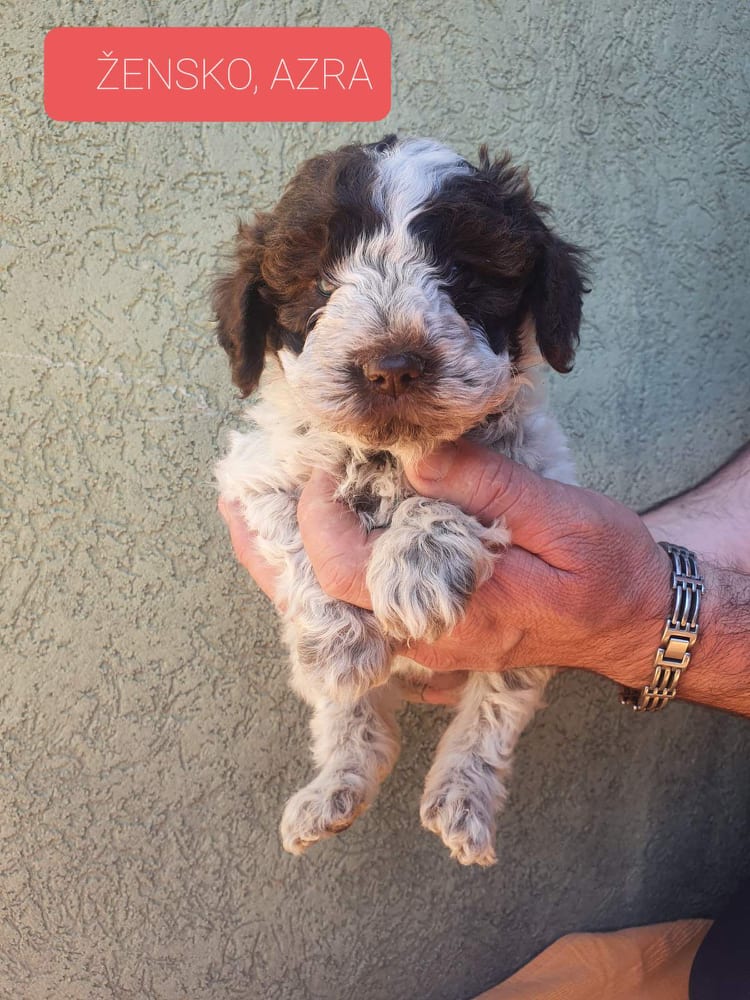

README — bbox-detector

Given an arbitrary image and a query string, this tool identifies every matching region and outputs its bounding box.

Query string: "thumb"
[403,439,572,555]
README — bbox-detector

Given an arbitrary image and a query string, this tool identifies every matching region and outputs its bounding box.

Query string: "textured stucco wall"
[2,1,749,998]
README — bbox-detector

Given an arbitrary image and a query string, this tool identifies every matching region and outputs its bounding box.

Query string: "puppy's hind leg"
[280,682,402,855]
[420,668,553,866]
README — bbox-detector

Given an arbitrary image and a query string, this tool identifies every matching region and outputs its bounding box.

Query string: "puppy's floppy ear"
[473,146,588,373]
[213,216,275,396]
[526,226,588,374]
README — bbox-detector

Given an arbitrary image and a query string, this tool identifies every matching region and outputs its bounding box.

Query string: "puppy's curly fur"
[215,136,587,866]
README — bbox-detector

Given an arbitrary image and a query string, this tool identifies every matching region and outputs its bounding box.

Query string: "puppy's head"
[214,136,587,452]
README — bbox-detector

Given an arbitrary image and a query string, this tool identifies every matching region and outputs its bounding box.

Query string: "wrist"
[670,562,749,712]
[621,542,706,710]
[580,541,673,688]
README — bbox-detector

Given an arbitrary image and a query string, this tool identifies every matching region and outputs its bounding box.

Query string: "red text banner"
[44,27,391,122]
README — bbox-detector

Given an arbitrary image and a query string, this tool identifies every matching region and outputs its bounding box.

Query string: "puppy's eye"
[316,276,336,297]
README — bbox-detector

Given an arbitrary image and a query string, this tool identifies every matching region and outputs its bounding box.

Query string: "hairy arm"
[637,443,750,714]
[669,565,750,715]
[642,443,750,574]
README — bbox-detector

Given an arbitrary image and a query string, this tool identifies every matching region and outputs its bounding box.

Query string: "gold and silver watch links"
[620,542,705,712]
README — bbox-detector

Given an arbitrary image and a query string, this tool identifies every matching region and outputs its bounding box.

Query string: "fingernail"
[410,442,458,482]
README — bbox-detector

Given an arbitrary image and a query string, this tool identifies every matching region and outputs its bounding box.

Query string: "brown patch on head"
[213,143,382,395]
[410,146,589,373]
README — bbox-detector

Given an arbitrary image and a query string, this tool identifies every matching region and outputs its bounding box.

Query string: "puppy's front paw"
[420,779,498,867]
[280,776,368,855]
[290,603,392,703]
[367,498,507,642]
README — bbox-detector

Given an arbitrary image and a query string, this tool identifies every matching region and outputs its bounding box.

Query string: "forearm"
[620,443,750,714]
[681,565,750,715]
[641,442,750,574]
[588,561,750,717]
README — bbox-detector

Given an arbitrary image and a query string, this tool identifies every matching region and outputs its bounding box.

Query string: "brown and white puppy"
[215,135,587,866]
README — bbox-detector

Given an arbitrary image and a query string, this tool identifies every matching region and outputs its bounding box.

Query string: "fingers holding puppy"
[217,497,280,603]
[398,670,469,706]
[217,476,379,613]
[296,469,381,610]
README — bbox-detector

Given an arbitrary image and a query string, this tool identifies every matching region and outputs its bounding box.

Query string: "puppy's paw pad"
[280,782,367,855]
[420,787,497,867]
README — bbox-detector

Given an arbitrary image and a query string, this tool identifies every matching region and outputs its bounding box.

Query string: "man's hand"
[220,439,750,715]
[398,442,674,678]
[220,440,669,685]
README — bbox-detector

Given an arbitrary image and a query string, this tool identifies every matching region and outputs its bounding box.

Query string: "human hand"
[219,441,670,690]
[220,438,750,715]
[282,440,669,686]
[389,441,669,685]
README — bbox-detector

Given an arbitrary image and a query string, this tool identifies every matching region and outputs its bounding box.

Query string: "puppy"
[215,135,586,866]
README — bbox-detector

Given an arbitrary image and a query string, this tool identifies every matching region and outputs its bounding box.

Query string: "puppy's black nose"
[362,353,425,397]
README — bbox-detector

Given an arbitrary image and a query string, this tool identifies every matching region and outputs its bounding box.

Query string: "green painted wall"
[3,2,749,997]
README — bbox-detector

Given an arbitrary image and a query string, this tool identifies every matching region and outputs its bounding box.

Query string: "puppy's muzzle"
[362,352,426,398]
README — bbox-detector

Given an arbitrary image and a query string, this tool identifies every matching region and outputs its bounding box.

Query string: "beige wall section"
[3,1,749,998]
